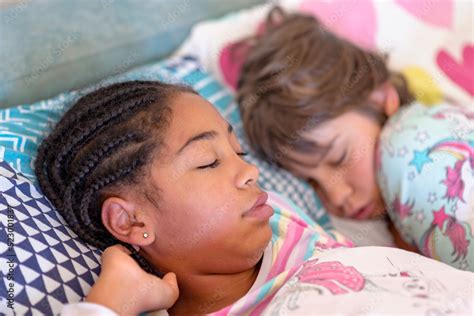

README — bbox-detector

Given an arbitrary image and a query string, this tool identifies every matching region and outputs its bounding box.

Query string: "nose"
[236,157,259,189]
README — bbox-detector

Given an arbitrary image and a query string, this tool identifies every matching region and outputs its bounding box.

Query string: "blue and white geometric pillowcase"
[0,161,102,315]
[0,56,331,230]
[377,102,474,271]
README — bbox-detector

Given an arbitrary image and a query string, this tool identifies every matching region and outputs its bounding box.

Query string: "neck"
[167,257,263,315]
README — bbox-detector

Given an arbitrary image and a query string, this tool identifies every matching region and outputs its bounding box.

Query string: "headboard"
[0,0,263,108]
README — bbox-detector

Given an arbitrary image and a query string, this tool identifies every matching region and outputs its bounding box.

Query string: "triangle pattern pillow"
[0,161,101,315]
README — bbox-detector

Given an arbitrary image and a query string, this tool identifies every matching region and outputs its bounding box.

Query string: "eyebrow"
[176,122,234,155]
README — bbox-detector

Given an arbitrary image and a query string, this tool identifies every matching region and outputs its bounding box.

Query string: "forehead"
[300,115,342,142]
[165,92,227,149]
[280,115,345,169]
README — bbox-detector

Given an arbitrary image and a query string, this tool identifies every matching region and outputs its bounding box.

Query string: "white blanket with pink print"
[264,246,473,315]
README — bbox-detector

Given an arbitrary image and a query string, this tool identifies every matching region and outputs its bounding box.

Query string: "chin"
[256,224,273,252]
[369,204,387,220]
[247,244,268,267]
[242,223,272,263]
[260,223,273,245]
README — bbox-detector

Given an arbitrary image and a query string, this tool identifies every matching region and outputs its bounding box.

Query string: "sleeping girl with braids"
[34,81,472,315]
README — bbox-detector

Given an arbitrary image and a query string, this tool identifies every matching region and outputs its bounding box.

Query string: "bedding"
[0,160,101,315]
[0,56,338,314]
[328,215,395,247]
[177,0,473,105]
[175,0,473,248]
[264,246,473,315]
[378,102,474,271]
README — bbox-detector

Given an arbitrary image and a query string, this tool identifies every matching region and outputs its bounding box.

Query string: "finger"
[162,272,179,301]
[147,273,179,310]
[101,244,131,263]
[162,272,178,289]
[107,244,132,255]
[115,244,132,255]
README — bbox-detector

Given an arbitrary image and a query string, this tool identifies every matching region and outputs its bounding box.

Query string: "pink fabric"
[219,41,249,90]
[395,0,453,29]
[299,0,378,50]
[437,44,474,96]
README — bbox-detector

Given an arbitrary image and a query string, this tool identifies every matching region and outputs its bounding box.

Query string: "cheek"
[347,144,378,193]
[312,182,341,215]
[156,188,241,250]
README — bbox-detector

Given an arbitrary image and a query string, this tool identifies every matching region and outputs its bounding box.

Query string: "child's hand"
[85,244,179,315]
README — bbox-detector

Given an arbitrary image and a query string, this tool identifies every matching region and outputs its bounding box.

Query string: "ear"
[101,197,155,249]
[369,82,400,117]
[266,6,286,29]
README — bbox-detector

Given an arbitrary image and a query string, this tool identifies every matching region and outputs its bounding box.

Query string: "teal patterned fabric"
[0,55,332,230]
[378,102,474,271]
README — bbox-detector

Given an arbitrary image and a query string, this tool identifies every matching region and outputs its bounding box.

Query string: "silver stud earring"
[143,232,149,238]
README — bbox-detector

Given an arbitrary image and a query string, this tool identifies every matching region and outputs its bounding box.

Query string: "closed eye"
[197,152,248,169]
[334,149,347,166]
[198,159,220,169]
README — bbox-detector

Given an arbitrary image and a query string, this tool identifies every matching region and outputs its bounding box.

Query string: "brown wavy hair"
[237,7,413,167]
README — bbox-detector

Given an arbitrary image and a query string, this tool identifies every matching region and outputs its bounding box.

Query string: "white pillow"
[175,2,274,84]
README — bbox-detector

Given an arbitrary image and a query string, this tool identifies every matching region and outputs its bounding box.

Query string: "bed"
[1,0,472,314]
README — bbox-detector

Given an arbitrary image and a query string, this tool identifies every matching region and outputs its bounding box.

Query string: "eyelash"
[198,152,248,169]
[334,149,347,166]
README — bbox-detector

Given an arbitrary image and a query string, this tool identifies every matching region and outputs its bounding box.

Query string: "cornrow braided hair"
[35,80,196,277]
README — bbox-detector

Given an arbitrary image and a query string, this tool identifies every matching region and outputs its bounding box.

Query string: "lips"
[351,202,375,220]
[243,192,274,220]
